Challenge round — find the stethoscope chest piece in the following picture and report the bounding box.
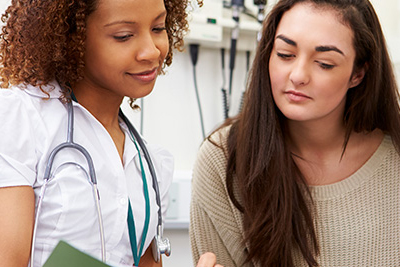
[31,98,171,266]
[152,233,171,262]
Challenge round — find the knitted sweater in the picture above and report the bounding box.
[189,128,400,267]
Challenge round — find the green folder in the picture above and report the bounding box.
[43,240,111,267]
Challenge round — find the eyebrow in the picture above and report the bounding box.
[104,10,167,27]
[276,34,296,46]
[315,45,344,55]
[276,34,345,56]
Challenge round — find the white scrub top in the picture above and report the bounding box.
[0,82,174,267]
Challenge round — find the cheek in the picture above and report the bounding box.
[84,36,113,69]
[319,74,352,100]
[269,57,284,97]
[84,47,115,76]
[158,34,169,62]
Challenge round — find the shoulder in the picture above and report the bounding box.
[0,85,41,128]
[196,125,231,167]
[0,85,60,187]
[0,82,63,113]
[2,81,64,99]
[192,126,232,205]
[378,134,400,173]
[0,81,64,129]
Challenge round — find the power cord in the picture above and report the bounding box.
[189,44,206,140]
[228,0,245,116]
[140,98,144,135]
[221,48,229,120]
[239,50,251,113]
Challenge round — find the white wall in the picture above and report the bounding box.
[0,0,11,17]
[0,0,399,266]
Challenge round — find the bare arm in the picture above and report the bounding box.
[138,241,162,267]
[0,186,35,267]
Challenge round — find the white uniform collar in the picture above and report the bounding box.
[22,80,64,99]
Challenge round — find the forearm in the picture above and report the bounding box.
[138,241,162,267]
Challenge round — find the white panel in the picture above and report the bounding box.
[0,0,11,24]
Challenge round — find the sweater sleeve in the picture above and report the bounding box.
[190,196,237,267]
[189,129,252,267]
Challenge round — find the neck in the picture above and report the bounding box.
[287,119,347,162]
[72,81,123,129]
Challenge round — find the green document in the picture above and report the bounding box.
[43,240,111,267]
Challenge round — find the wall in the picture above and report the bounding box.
[0,0,399,267]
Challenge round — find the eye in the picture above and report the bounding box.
[113,34,133,41]
[277,52,294,60]
[153,27,167,33]
[317,61,335,70]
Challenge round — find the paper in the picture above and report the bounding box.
[43,240,111,267]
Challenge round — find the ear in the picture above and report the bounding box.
[348,66,366,88]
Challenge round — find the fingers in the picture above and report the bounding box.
[196,252,224,267]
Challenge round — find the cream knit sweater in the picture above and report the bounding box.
[189,129,400,267]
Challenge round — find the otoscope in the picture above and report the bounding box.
[254,0,267,41]
[227,0,245,117]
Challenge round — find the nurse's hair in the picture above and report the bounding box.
[222,0,399,266]
[0,0,201,93]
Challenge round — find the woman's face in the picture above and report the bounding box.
[269,2,364,126]
[82,0,169,100]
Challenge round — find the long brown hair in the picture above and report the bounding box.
[223,0,400,266]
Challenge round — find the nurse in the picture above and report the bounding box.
[0,0,200,266]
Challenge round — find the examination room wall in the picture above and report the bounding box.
[0,1,399,267]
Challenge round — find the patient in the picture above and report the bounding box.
[190,0,400,266]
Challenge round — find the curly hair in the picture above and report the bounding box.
[0,0,202,95]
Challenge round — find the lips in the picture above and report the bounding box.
[127,67,158,83]
[285,90,311,102]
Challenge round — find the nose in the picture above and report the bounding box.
[289,58,310,87]
[135,33,161,62]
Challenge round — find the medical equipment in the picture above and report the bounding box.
[30,98,170,267]
[119,109,171,263]
[254,0,267,41]
[189,43,206,140]
[221,48,229,119]
[185,0,263,133]
[227,0,245,116]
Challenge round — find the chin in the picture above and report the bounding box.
[282,112,312,122]
[126,85,155,99]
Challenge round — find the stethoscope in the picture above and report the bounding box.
[30,97,171,267]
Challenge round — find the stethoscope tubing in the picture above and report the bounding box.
[30,101,106,266]
[119,110,163,230]
[119,109,170,262]
[30,100,169,266]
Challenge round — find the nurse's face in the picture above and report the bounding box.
[269,3,364,125]
[82,0,169,99]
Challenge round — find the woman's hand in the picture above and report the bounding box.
[196,252,224,267]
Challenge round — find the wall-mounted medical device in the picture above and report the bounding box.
[185,0,263,51]
[185,0,267,137]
